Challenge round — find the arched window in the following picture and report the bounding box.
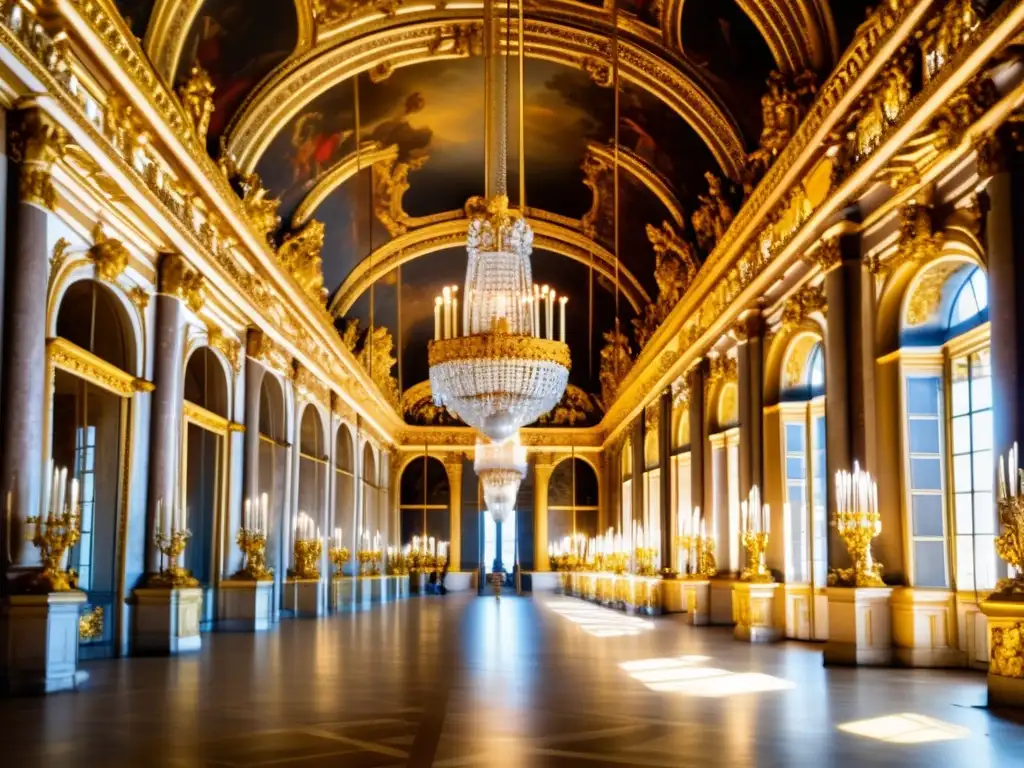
[361,443,378,542]
[257,372,286,578]
[51,280,134,655]
[399,455,450,545]
[620,437,633,535]
[296,406,325,536]
[899,262,996,592]
[642,428,662,566]
[709,375,741,574]
[548,458,599,544]
[334,424,356,570]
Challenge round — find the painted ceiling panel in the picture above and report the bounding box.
[116,0,155,39]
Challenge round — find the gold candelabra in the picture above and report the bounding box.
[676,534,717,579]
[292,538,322,580]
[233,528,273,581]
[388,550,410,575]
[834,464,884,587]
[25,507,81,592]
[634,547,657,577]
[153,528,200,587]
[996,443,1024,595]
[356,548,381,576]
[328,545,350,579]
[741,530,773,583]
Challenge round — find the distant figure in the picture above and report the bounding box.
[439,557,449,596]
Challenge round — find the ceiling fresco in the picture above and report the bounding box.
[116,0,865,426]
[175,0,299,153]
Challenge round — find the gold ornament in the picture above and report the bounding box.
[78,606,104,640]
[177,64,216,144]
[160,254,205,313]
[292,538,322,581]
[691,172,735,254]
[991,622,1024,679]
[277,220,327,305]
[233,529,273,581]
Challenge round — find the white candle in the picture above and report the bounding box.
[41,459,52,519]
[244,499,251,530]
[452,287,459,336]
[69,477,79,515]
[559,296,567,343]
[434,296,442,341]
[763,504,770,534]
[548,289,556,340]
[443,286,452,339]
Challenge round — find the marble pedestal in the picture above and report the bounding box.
[283,579,324,618]
[710,578,737,625]
[133,587,202,655]
[391,575,410,600]
[733,582,781,643]
[824,587,893,666]
[218,581,273,631]
[357,576,385,607]
[683,580,711,625]
[1,591,88,694]
[661,579,685,614]
[980,596,1024,708]
[331,577,358,612]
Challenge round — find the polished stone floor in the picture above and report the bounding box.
[2,593,1023,767]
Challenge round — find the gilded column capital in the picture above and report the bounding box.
[805,237,842,274]
[10,108,68,210]
[158,253,205,312]
[247,327,289,375]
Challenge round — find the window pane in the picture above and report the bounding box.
[950,358,970,416]
[955,492,974,535]
[955,535,976,588]
[973,450,993,492]
[953,454,972,492]
[910,457,942,490]
[973,492,996,535]
[971,271,988,311]
[785,423,805,453]
[972,411,993,452]
[911,494,944,537]
[906,378,939,415]
[913,540,947,588]
[786,457,806,480]
[909,419,940,455]
[951,415,971,454]
[974,535,997,591]
[787,484,805,507]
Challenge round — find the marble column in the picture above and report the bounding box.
[823,233,886,571]
[688,360,708,522]
[241,357,263,505]
[0,109,66,575]
[657,388,673,572]
[446,454,463,571]
[144,258,190,575]
[737,312,765,501]
[533,455,553,571]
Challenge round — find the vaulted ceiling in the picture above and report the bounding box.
[119,0,876,424]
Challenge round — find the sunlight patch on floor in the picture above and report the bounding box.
[618,655,795,697]
[545,599,655,637]
[837,713,972,744]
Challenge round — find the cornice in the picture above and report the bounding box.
[225,17,745,177]
[598,0,1024,449]
[328,212,651,315]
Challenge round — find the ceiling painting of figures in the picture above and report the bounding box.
[175,0,299,152]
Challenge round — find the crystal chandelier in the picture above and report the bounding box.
[474,432,527,523]
[427,0,570,443]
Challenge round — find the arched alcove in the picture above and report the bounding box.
[51,279,137,656]
[333,423,356,570]
[296,405,325,531]
[361,442,379,543]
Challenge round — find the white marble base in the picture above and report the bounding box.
[331,577,358,612]
[1,591,88,694]
[356,576,385,607]
[132,587,203,655]
[218,580,273,632]
[824,587,893,666]
[445,571,476,592]
[682,580,711,626]
[390,575,410,600]
[283,579,324,618]
[733,582,782,643]
[528,571,561,592]
[891,588,965,668]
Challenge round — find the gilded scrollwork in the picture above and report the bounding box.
[358,324,401,412]
[246,328,290,375]
[633,221,699,350]
[239,171,282,244]
[291,359,330,407]
[868,201,945,276]
[104,92,149,161]
[373,154,429,237]
[177,64,215,145]
[991,622,1024,679]
[743,70,816,193]
[780,284,826,331]
[599,327,633,413]
[920,0,979,83]
[313,0,402,27]
[277,220,327,305]
[207,326,242,374]
[88,225,130,282]
[10,108,68,209]
[428,23,483,57]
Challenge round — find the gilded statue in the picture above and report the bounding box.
[537,385,599,427]
[373,155,428,237]
[177,64,215,144]
[359,325,401,411]
[599,326,633,412]
[238,171,281,243]
[743,71,815,193]
[632,221,698,349]
[691,172,734,254]
[277,220,327,305]
[104,93,147,160]
[921,0,978,82]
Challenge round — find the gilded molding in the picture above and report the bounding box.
[144,0,205,82]
[47,337,152,396]
[292,359,331,407]
[206,326,242,374]
[329,213,648,315]
[183,400,233,434]
[128,286,150,310]
[806,236,841,273]
[88,226,131,282]
[292,142,398,227]
[226,20,744,177]
[906,261,961,327]
[246,328,291,375]
[781,283,826,330]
